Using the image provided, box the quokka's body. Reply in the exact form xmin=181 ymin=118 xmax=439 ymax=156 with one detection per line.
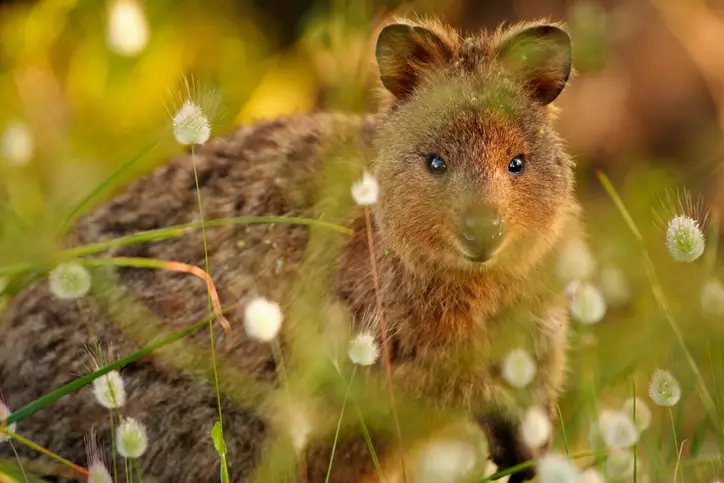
xmin=0 ymin=18 xmax=583 ymax=483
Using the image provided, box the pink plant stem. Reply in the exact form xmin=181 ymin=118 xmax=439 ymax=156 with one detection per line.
xmin=364 ymin=206 xmax=407 ymax=483
xmin=164 ymin=260 xmax=231 ymax=332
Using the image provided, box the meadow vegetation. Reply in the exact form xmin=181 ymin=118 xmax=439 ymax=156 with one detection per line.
xmin=1 ymin=1 xmax=724 ymax=482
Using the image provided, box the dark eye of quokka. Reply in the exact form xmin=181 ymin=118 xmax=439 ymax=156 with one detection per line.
xmin=426 ymin=153 xmax=447 ymax=175
xmin=508 ymin=154 xmax=525 ymax=175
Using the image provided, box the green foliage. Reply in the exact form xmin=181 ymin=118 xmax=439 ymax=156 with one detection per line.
xmin=2 ymin=1 xmax=724 ymax=482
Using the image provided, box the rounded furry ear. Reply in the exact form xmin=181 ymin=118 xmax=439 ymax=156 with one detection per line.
xmin=498 ymin=25 xmax=572 ymax=105
xmin=375 ymin=23 xmax=453 ymax=99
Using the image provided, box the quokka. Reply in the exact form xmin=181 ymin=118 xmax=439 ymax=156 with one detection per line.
xmin=0 ymin=16 xmax=584 ymax=483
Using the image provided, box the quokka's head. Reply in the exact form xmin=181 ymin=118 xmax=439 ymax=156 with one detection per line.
xmin=371 ymin=18 xmax=577 ymax=276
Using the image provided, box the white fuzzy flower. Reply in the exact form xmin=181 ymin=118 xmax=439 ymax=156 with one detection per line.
xmin=172 ymin=100 xmax=211 ymax=145
xmin=569 ymin=282 xmax=606 ymax=325
xmin=701 ymin=279 xmax=724 ymax=316
xmin=599 ymin=266 xmax=631 ymax=307
xmin=107 ymin=0 xmax=149 ymax=56
xmin=520 ymin=406 xmax=551 ymax=448
xmin=116 ymin=417 xmax=148 ymax=458
xmin=86 ymin=429 xmax=112 ymax=483
xmin=48 ymin=262 xmax=92 ymax=300
xmin=581 ymin=468 xmax=603 ymax=483
xmin=348 ymin=333 xmax=380 ymax=366
xmin=501 ymin=349 xmax=536 ymax=389
xmin=0 ymin=122 xmax=33 ymax=166
xmin=537 ymin=454 xmax=581 ymax=483
xmin=88 ymin=461 xmax=113 ymax=483
xmin=622 ymin=397 xmax=652 ymax=432
xmin=351 ymin=171 xmax=379 ymax=206
xmin=416 ymin=440 xmax=476 ymax=483
xmin=92 ymin=371 xmax=126 ymax=409
xmin=556 ymin=239 xmax=596 ymax=283
xmin=243 ymin=297 xmax=282 ymax=342
xmin=606 ymin=449 xmax=635 ymax=479
xmin=666 ymin=215 xmax=705 ymax=262
xmin=598 ymin=409 xmax=639 ymax=449
xmin=649 ymin=369 xmax=681 ymax=407
xmin=0 ymin=400 xmax=16 ymax=443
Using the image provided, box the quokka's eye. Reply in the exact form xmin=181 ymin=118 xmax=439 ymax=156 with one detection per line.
xmin=426 ymin=154 xmax=448 ymax=175
xmin=508 ymin=154 xmax=525 ymax=175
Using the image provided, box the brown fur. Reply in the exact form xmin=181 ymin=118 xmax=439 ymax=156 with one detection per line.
xmin=0 ymin=18 xmax=582 ymax=483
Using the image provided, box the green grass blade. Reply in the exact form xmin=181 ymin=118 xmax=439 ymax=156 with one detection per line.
xmin=325 ymin=367 xmax=356 ymax=483
xmin=58 ymin=139 xmax=161 ymax=235
xmin=5 ymin=310 xmax=219 ymax=426
xmin=0 ymin=216 xmax=352 ymax=279
xmin=632 ymin=380 xmax=638 ymax=483
xmin=556 ymin=404 xmax=570 ymax=457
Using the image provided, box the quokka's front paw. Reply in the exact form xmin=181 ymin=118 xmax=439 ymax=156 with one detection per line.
xmin=478 ymin=413 xmax=537 ymax=483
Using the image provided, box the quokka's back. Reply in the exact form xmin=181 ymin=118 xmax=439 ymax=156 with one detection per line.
xmin=0 ymin=17 xmax=583 ymax=483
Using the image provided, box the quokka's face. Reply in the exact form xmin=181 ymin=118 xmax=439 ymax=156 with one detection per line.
xmin=371 ymin=21 xmax=575 ymax=274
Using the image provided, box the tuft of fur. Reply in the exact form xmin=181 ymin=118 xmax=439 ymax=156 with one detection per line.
xmin=0 ymin=18 xmax=583 ymax=483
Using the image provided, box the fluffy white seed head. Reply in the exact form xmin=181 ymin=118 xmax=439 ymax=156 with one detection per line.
xmin=501 ymin=349 xmax=536 ymax=389
xmin=537 ymin=454 xmax=581 ymax=483
xmin=666 ymin=215 xmax=705 ymax=263
xmin=92 ymin=371 xmax=126 ymax=409
xmin=107 ymin=0 xmax=149 ymax=56
xmin=416 ymin=440 xmax=476 ymax=483
xmin=351 ymin=171 xmax=379 ymax=206
xmin=622 ymin=397 xmax=652 ymax=432
xmin=116 ymin=417 xmax=148 ymax=458
xmin=649 ymin=369 xmax=681 ymax=407
xmin=86 ymin=429 xmax=112 ymax=483
xmin=597 ymin=409 xmax=639 ymax=449
xmin=243 ymin=297 xmax=283 ymax=342
xmin=347 ymin=333 xmax=380 ymax=366
xmin=606 ymin=449 xmax=635 ymax=479
xmin=0 ymin=400 xmax=16 ymax=443
xmin=521 ymin=406 xmax=552 ymax=448
xmin=556 ymin=239 xmax=596 ymax=283
xmin=701 ymin=279 xmax=724 ymax=316
xmin=88 ymin=462 xmax=113 ymax=483
xmin=568 ymin=282 xmax=606 ymax=325
xmin=49 ymin=262 xmax=92 ymax=300
xmin=0 ymin=122 xmax=33 ymax=166
xmin=581 ymin=468 xmax=604 ymax=483
xmin=172 ymin=100 xmax=211 ymax=145
xmin=599 ymin=266 xmax=631 ymax=307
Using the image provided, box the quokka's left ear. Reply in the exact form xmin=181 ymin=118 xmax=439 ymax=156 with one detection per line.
xmin=375 ymin=22 xmax=456 ymax=100
xmin=498 ymin=24 xmax=572 ymax=105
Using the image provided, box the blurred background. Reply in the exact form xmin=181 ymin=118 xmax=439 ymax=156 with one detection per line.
xmin=3 ymin=0 xmax=724 ymax=478
xmin=1 ymin=0 xmax=723 ymax=221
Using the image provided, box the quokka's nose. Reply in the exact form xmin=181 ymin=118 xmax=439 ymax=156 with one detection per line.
xmin=460 ymin=208 xmax=505 ymax=262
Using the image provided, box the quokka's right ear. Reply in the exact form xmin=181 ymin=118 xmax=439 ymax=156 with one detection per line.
xmin=375 ymin=22 xmax=455 ymax=100
xmin=497 ymin=24 xmax=572 ymax=105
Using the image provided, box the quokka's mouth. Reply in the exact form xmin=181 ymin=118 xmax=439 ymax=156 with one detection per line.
xmin=455 ymin=243 xmax=494 ymax=264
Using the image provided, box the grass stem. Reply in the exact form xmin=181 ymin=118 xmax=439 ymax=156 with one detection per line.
xmin=363 ymin=206 xmax=406 ymax=482
xmin=325 ymin=366 xmax=356 ymax=482
xmin=1 ymin=429 xmax=89 ymax=478
xmin=192 ymin=144 xmax=230 ymax=482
